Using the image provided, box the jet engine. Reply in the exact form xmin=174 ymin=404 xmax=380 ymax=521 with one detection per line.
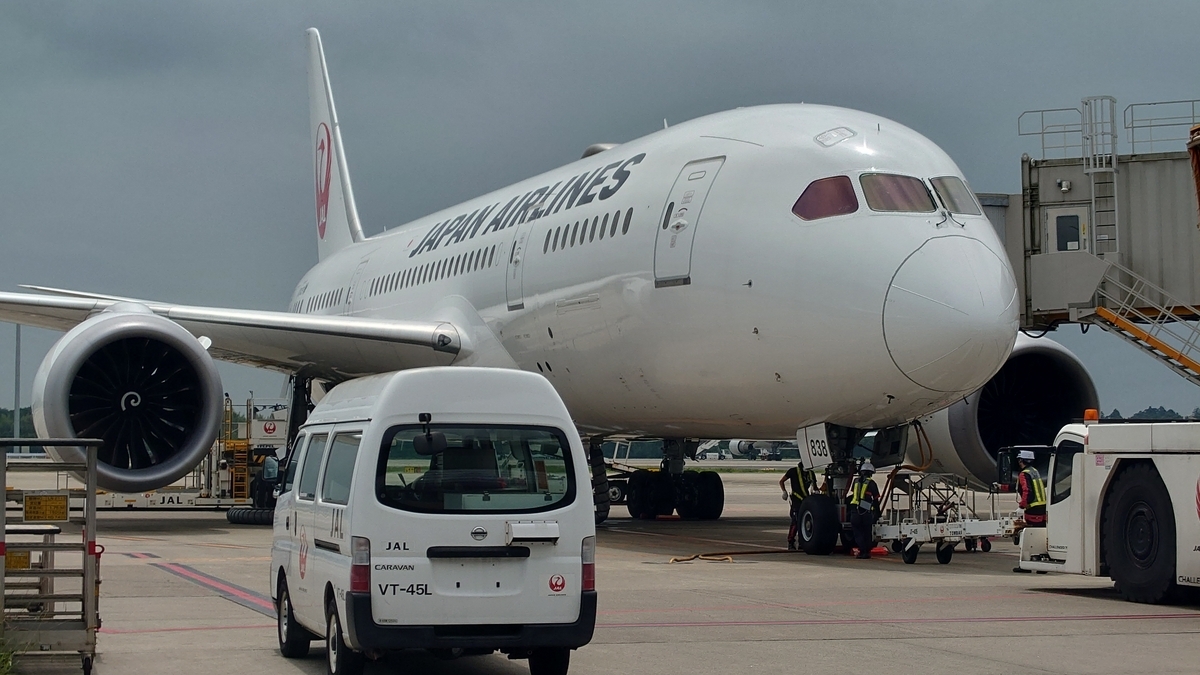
xmin=909 ymin=334 xmax=1098 ymax=487
xmin=32 ymin=303 xmax=224 ymax=492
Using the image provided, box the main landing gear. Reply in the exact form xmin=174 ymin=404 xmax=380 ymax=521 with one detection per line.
xmin=616 ymin=439 xmax=725 ymax=521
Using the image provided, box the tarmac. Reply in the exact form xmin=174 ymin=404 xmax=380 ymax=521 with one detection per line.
xmin=14 ymin=472 xmax=1200 ymax=675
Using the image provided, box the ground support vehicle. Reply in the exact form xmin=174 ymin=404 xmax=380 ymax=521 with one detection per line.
xmin=269 ymin=367 xmax=596 ymax=675
xmin=874 ymin=471 xmax=1018 ymax=564
xmin=1 ymin=438 xmax=102 ymax=675
xmin=1012 ymin=417 xmax=1200 ymax=603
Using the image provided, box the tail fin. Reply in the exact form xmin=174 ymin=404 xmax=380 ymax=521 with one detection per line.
xmin=307 ymin=28 xmax=365 ymax=260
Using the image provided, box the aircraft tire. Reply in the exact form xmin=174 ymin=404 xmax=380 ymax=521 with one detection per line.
xmin=797 ymin=495 xmax=838 ymax=555
xmin=675 ymin=472 xmax=702 ymax=520
xmin=626 ymin=471 xmax=656 ymax=520
xmin=227 ymin=506 xmax=274 ymax=526
xmin=590 ymin=445 xmax=611 ymax=525
xmin=697 ymin=471 xmax=724 ymax=520
xmin=1102 ymin=463 xmax=1178 ymax=604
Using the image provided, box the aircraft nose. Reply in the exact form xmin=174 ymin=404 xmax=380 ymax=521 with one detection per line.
xmin=883 ymin=236 xmax=1018 ymax=393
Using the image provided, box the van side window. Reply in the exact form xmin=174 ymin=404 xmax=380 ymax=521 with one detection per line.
xmin=1050 ymin=440 xmax=1084 ymax=504
xmin=320 ymin=432 xmax=362 ymax=506
xmin=296 ymin=434 xmax=329 ymax=501
xmin=375 ymin=424 xmax=576 ymax=514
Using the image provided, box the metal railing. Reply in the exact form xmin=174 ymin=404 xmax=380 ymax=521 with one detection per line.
xmin=1089 ymin=261 xmax=1200 ymax=385
xmin=1018 ymin=107 xmax=1084 ymax=160
xmin=1124 ymin=99 xmax=1200 ymax=154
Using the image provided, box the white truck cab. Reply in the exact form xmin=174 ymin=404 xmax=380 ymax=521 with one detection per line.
xmin=1012 ymin=416 xmax=1200 ymax=603
xmin=269 ymin=367 xmax=597 ymax=675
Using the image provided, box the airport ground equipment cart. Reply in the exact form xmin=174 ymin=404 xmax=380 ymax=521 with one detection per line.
xmin=1012 ymin=416 xmax=1200 ymax=603
xmin=874 ymin=471 xmax=1019 ymax=564
xmin=1 ymin=438 xmax=102 ymax=674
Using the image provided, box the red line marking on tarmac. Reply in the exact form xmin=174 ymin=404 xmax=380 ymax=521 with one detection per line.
xmin=598 ymin=612 xmax=1200 ymax=629
xmin=597 ymin=592 xmax=1033 ymax=615
xmin=151 ymin=562 xmax=275 ymax=616
xmin=100 ymin=624 xmax=274 ymax=635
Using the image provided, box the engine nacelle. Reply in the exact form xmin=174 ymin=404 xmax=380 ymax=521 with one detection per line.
xmin=32 ymin=303 xmax=224 ymax=492
xmin=909 ymin=334 xmax=1098 ymax=487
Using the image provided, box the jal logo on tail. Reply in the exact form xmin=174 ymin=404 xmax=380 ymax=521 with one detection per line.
xmin=315 ymin=123 xmax=333 ymax=240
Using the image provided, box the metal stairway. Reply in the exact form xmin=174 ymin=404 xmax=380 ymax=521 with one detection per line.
xmin=1083 ymin=258 xmax=1200 ymax=386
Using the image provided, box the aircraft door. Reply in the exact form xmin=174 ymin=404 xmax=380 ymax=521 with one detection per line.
xmin=344 ymin=260 xmax=369 ymax=315
xmin=506 ymin=220 xmax=536 ymax=311
xmin=654 ymin=157 xmax=725 ymax=287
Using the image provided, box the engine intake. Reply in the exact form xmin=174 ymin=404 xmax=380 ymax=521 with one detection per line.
xmin=911 ymin=334 xmax=1098 ymax=487
xmin=32 ymin=304 xmax=223 ymax=492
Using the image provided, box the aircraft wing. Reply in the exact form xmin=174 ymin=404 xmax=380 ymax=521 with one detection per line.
xmin=0 ymin=290 xmax=464 ymax=379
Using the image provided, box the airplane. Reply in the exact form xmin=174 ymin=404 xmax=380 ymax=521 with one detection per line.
xmin=0 ymin=29 xmax=1096 ymax=534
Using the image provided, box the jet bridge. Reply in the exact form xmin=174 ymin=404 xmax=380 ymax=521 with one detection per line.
xmin=988 ymin=96 xmax=1200 ymax=385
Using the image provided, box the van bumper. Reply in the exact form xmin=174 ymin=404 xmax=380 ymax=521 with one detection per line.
xmin=343 ymin=590 xmax=597 ymax=652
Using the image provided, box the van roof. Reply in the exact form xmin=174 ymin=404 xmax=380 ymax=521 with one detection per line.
xmin=303 ymin=367 xmax=572 ymax=428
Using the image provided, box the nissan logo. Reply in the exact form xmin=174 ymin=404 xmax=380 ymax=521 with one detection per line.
xmin=471 ymin=527 xmax=488 ymax=541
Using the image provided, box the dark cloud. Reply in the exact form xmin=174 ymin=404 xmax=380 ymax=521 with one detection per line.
xmin=1 ymin=0 xmax=1197 ymax=412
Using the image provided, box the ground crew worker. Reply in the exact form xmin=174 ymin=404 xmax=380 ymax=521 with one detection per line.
xmin=1016 ymin=449 xmax=1047 ymax=527
xmin=848 ymin=461 xmax=880 ymax=559
xmin=779 ymin=463 xmax=816 ymax=550
xmin=1013 ymin=448 xmax=1048 ymax=573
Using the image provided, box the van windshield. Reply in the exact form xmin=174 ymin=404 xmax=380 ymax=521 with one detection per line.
xmin=375 ymin=424 xmax=576 ymax=514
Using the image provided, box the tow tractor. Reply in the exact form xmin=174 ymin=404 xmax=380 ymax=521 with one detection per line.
xmin=1009 ymin=409 xmax=1200 ymax=603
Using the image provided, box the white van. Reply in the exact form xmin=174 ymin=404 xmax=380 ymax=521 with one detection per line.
xmin=269 ymin=367 xmax=597 ymax=675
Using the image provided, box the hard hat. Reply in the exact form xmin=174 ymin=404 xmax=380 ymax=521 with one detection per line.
xmin=1017 ymin=449 xmax=1035 ymax=461
xmin=860 ymin=461 xmax=874 ymax=473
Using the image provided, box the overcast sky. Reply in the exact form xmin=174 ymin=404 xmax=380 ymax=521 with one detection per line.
xmin=1 ymin=1 xmax=1198 ymax=416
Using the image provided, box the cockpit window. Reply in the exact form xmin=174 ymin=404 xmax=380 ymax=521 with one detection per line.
xmin=859 ymin=173 xmax=936 ymax=213
xmin=930 ymin=176 xmax=982 ymax=215
xmin=791 ymin=176 xmax=859 ymax=221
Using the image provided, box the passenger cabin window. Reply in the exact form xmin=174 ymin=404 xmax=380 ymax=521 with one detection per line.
xmin=1050 ymin=440 xmax=1084 ymax=505
xmin=859 ymin=173 xmax=936 ymax=213
xmin=320 ymin=432 xmax=362 ymax=506
xmin=792 ymin=176 xmax=858 ymax=221
xmin=930 ymin=176 xmax=982 ymax=215
xmin=296 ymin=433 xmax=329 ymax=501
xmin=375 ymin=425 xmax=576 ymax=514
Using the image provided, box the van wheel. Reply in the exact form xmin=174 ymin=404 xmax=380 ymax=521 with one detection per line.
xmin=797 ymin=495 xmax=838 ymax=555
xmin=528 ymin=647 xmax=570 ymax=675
xmin=277 ymin=579 xmax=312 ymax=658
xmin=1102 ymin=463 xmax=1178 ymax=604
xmin=325 ymin=599 xmax=364 ymax=675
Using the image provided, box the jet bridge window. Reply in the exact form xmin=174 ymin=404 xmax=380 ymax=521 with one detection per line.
xmin=859 ymin=173 xmax=936 ymax=213
xmin=930 ymin=176 xmax=982 ymax=215
xmin=791 ymin=176 xmax=859 ymax=221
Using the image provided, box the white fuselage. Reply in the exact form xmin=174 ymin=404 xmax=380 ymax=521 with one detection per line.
xmin=289 ymin=104 xmax=1019 ymax=439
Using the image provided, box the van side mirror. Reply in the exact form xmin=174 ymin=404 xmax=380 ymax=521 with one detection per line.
xmin=414 ymin=432 xmax=447 ymax=456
